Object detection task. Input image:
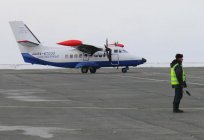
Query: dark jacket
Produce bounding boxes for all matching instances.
[170,59,187,88]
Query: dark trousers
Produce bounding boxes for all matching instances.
[173,86,183,110]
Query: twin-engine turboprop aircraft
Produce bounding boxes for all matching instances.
[9,21,146,73]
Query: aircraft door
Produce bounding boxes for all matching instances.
[111,54,119,65]
[83,53,89,61]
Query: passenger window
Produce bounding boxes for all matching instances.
[99,54,102,57]
[70,54,73,58]
[65,54,68,58]
[74,54,78,58]
[79,54,83,58]
[114,50,118,53]
[119,50,122,53]
[84,54,88,58]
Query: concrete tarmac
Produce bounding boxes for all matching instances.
[0,67,204,140]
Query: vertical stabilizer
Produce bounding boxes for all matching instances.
[9,21,41,55]
[9,21,40,45]
[9,21,42,63]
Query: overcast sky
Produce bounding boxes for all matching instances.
[0,0,204,64]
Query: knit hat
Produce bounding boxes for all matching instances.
[175,54,183,59]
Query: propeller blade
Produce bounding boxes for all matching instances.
[104,38,112,62]
[106,38,108,47]
[104,38,108,48]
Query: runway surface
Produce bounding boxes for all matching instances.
[0,67,204,140]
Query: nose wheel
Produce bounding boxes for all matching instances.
[122,68,127,73]
[122,67,129,73]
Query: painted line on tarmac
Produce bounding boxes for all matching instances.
[187,82,204,86]
[139,71,204,80]
[188,76,204,80]
[0,106,204,110]
[117,75,204,86]
[118,75,168,82]
[0,106,140,110]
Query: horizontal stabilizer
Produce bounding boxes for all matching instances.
[18,40,39,47]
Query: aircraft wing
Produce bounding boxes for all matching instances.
[57,40,103,55]
[77,44,103,55]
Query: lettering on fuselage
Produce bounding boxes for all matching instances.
[32,52,59,58]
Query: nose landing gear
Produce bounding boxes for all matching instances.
[122,66,129,73]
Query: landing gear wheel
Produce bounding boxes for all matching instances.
[89,67,96,73]
[122,68,127,73]
[81,67,88,73]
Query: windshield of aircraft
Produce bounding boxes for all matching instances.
[121,49,128,53]
[114,49,128,53]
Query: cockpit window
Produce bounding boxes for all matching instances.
[117,49,128,53]
[122,50,128,53]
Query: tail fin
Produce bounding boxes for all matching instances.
[9,21,40,49]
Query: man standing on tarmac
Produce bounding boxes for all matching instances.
[170,54,187,113]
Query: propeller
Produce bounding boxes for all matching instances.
[104,38,112,62]
[104,38,108,48]
[114,41,119,46]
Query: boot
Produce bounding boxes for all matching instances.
[173,109,184,113]
[173,104,184,113]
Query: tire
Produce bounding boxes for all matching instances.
[122,68,127,73]
[81,67,88,73]
[89,67,96,73]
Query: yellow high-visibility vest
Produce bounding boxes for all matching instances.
[170,63,186,85]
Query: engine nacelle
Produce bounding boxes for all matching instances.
[110,43,124,48]
[57,40,83,46]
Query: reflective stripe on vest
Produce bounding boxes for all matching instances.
[170,63,186,85]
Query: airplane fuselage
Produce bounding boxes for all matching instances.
[22,46,146,69]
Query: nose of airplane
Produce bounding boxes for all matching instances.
[142,58,147,63]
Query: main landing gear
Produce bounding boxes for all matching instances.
[81,66,97,74]
[89,67,96,73]
[81,66,129,73]
[81,66,89,73]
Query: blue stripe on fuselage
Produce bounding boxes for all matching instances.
[21,53,145,68]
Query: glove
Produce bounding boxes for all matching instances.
[178,84,184,88]
[183,81,187,88]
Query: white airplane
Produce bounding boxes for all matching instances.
[9,21,146,73]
